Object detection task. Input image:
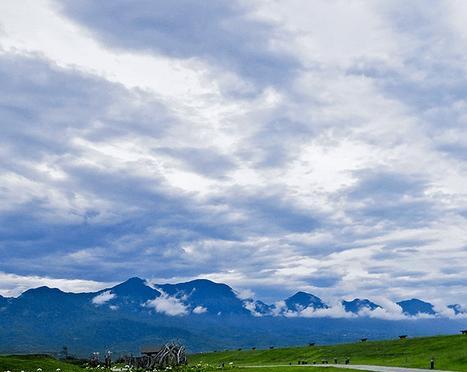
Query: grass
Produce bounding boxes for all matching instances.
[2,335,466,372]
[0,354,85,372]
[0,356,361,372]
[189,334,467,371]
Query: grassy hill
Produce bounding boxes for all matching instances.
[2,334,466,372]
[190,334,467,371]
[0,355,358,372]
[0,354,85,372]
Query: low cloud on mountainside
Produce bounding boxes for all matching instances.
[0,1,466,306]
[145,293,189,316]
[91,291,116,305]
[78,278,467,320]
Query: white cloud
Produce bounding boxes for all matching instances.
[235,288,255,300]
[192,305,208,314]
[0,0,466,308]
[278,300,355,319]
[92,291,115,305]
[432,301,467,319]
[145,292,188,316]
[246,0,404,69]
[242,300,262,317]
[299,303,355,319]
[0,0,217,102]
[0,272,112,297]
[363,302,407,321]
[271,301,287,316]
[265,296,443,320]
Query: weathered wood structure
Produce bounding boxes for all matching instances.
[130,342,187,370]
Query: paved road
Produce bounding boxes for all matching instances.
[310,364,454,372]
[243,364,455,372]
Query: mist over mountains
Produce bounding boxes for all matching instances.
[91,277,461,318]
[0,277,466,356]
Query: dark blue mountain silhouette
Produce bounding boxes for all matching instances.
[157,279,249,315]
[15,286,91,310]
[397,298,436,316]
[342,298,381,313]
[109,277,159,300]
[91,277,160,311]
[0,294,8,308]
[0,278,464,356]
[110,277,156,296]
[19,286,66,299]
[284,291,328,312]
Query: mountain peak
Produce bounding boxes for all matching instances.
[295,291,313,297]
[287,291,323,302]
[285,291,328,312]
[109,277,159,298]
[397,298,435,316]
[112,277,146,289]
[157,279,249,315]
[122,276,146,284]
[158,279,235,296]
[20,286,65,297]
[342,298,381,313]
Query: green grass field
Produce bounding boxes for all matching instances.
[0,356,361,372]
[189,334,467,371]
[0,354,85,372]
[0,357,361,372]
[1,335,466,372]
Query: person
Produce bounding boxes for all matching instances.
[105,352,111,368]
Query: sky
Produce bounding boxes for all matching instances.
[0,0,466,307]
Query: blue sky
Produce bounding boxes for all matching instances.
[0,0,466,307]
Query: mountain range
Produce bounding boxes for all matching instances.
[0,277,465,356]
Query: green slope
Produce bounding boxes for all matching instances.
[0,355,85,372]
[0,356,360,372]
[189,334,467,371]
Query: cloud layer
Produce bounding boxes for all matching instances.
[0,0,466,307]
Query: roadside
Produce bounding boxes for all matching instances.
[242,364,455,372]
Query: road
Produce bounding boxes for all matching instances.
[310,364,454,372]
[243,364,455,372]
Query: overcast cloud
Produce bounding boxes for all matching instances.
[0,0,466,306]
